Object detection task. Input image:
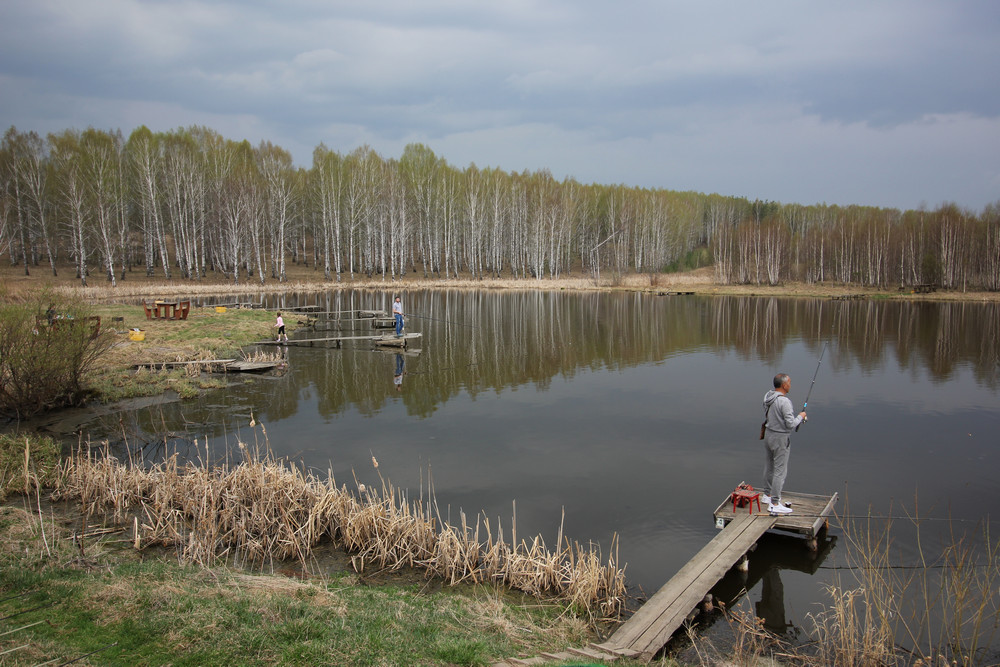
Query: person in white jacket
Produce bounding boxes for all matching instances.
[761,373,807,514]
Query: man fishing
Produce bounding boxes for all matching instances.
[392,296,404,337]
[761,373,807,515]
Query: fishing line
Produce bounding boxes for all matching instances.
[406,313,479,329]
[734,512,991,523]
[816,563,998,571]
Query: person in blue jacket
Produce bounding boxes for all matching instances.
[392,296,404,337]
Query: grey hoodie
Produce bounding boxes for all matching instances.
[763,389,804,433]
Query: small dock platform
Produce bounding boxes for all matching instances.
[226,361,282,373]
[133,359,281,373]
[257,332,422,349]
[713,489,837,551]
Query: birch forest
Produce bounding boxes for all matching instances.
[3,125,998,289]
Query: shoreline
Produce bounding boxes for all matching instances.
[21,267,998,304]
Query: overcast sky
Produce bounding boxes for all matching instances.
[2,1,998,211]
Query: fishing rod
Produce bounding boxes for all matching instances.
[406,313,479,329]
[796,341,828,431]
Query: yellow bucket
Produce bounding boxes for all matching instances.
[128,330,145,342]
[215,306,227,313]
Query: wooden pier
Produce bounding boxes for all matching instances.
[286,308,386,318]
[133,359,282,373]
[256,332,422,348]
[492,488,837,666]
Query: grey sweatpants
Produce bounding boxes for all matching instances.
[763,430,791,502]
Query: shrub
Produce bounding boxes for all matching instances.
[0,293,114,418]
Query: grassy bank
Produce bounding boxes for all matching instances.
[0,503,611,666]
[83,303,290,403]
[0,435,636,667]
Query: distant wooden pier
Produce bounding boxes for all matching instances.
[133,359,282,373]
[257,332,422,349]
[287,308,386,318]
[492,487,837,666]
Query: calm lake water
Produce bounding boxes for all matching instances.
[70,290,1000,649]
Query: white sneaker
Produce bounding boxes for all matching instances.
[761,494,771,505]
[769,503,793,515]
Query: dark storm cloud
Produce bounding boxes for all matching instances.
[1,0,998,209]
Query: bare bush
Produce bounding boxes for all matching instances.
[0,293,114,417]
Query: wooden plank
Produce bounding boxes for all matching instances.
[566,646,617,660]
[603,513,776,657]
[225,361,279,373]
[589,643,640,658]
[539,652,574,660]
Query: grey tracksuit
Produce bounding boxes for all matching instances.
[762,390,804,503]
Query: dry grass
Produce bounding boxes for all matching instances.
[5,262,998,307]
[712,507,1000,666]
[49,436,627,620]
[240,349,285,364]
[16,267,995,304]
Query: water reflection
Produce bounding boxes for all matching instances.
[179,292,1000,396]
[76,292,999,610]
[711,532,837,637]
[393,353,405,391]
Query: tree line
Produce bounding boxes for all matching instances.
[2,125,997,289]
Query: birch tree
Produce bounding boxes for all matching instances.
[256,140,296,282]
[79,129,122,286]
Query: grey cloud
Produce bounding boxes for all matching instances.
[1,0,998,210]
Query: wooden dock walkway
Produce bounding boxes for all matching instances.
[256,332,422,348]
[492,488,837,666]
[597,512,777,661]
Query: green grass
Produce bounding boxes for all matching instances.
[0,502,617,667]
[79,305,287,404]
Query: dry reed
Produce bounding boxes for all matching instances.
[240,349,285,364]
[50,270,719,304]
[51,439,626,619]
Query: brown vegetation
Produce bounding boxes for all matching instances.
[4,262,997,305]
[51,439,627,620]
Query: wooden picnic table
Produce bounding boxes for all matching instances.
[154,301,178,319]
[144,300,190,320]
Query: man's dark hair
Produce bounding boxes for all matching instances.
[773,373,789,388]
